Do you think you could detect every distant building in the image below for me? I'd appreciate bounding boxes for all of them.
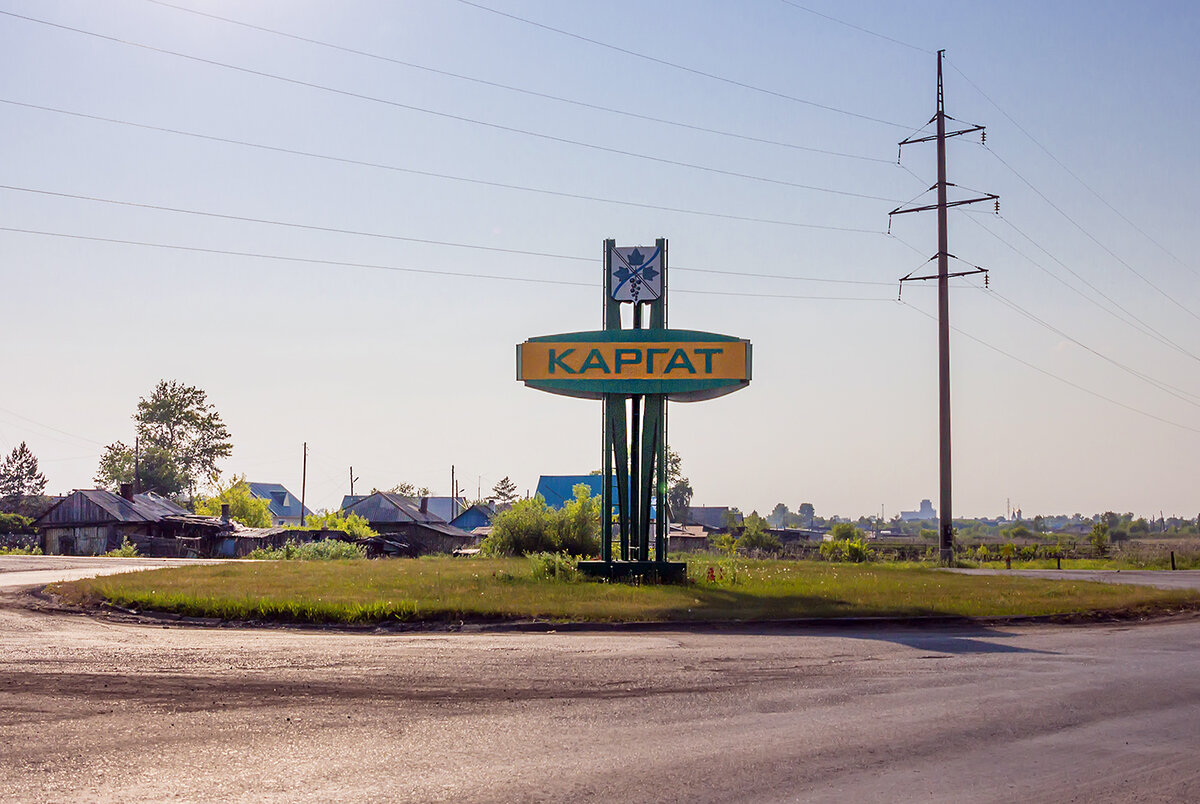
[247,482,313,527]
[34,485,227,556]
[340,491,474,555]
[534,475,657,518]
[685,506,742,532]
[899,499,936,522]
[340,495,465,522]
[450,503,495,532]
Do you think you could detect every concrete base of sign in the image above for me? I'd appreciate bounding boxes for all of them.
[578,560,687,584]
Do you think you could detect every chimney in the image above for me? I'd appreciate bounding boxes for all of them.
[120,483,135,502]
[220,504,231,524]
[419,497,428,515]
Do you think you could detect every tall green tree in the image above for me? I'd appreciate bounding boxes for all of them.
[491,476,519,504]
[94,380,232,498]
[94,441,188,497]
[0,442,48,514]
[665,446,692,520]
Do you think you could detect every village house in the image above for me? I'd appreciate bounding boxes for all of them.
[34,484,229,556]
[247,482,312,527]
[340,491,475,555]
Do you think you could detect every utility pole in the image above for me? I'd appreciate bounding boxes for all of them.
[300,442,308,527]
[890,50,997,565]
[349,466,358,497]
[451,464,457,520]
[133,436,140,494]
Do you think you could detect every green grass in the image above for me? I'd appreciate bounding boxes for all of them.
[49,556,1200,625]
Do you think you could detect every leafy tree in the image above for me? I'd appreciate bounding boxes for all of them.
[193,475,272,527]
[829,522,864,541]
[797,502,815,528]
[95,380,232,498]
[1008,524,1033,540]
[767,503,790,528]
[94,441,188,497]
[664,447,692,521]
[289,510,377,540]
[383,481,432,497]
[1032,515,1045,533]
[0,512,35,534]
[491,476,519,504]
[737,513,782,554]
[1089,522,1110,557]
[0,442,47,513]
[668,478,693,521]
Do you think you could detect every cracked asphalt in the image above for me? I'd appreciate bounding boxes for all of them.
[2,556,1198,802]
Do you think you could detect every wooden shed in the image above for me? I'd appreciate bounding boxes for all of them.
[35,486,229,556]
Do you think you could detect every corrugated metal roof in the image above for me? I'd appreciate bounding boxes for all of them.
[248,482,313,520]
[36,489,201,526]
[341,492,446,524]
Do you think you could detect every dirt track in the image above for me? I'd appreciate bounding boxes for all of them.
[2,556,1199,802]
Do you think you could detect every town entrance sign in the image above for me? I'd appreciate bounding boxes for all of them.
[517,239,752,580]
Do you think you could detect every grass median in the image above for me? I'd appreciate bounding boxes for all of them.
[49,556,1200,626]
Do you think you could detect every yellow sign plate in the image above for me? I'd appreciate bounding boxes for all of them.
[520,340,747,381]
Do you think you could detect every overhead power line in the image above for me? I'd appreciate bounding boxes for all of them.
[0,225,895,303]
[0,183,893,287]
[981,214,1200,365]
[453,0,914,131]
[984,145,1200,325]
[973,282,1200,409]
[0,11,901,204]
[901,301,1200,436]
[144,0,893,165]
[946,56,1200,280]
[776,0,932,54]
[0,99,884,235]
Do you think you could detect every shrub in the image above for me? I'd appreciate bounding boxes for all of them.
[104,538,140,557]
[820,536,873,563]
[289,510,378,540]
[974,544,991,562]
[0,545,42,555]
[709,532,738,556]
[737,513,781,554]
[1019,545,1038,561]
[527,552,580,582]
[0,512,35,534]
[245,539,365,560]
[481,485,600,557]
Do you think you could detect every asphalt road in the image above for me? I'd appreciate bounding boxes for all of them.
[2,556,1199,803]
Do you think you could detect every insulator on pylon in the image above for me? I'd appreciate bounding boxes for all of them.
[981,130,986,144]
[984,273,990,288]
[994,199,1000,213]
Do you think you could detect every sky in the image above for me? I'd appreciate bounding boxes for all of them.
[2,0,1198,521]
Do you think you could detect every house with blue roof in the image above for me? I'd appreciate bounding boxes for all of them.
[248,482,313,527]
[450,503,496,532]
[534,475,656,518]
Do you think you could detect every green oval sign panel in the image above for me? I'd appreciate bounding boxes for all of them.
[517,329,751,401]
